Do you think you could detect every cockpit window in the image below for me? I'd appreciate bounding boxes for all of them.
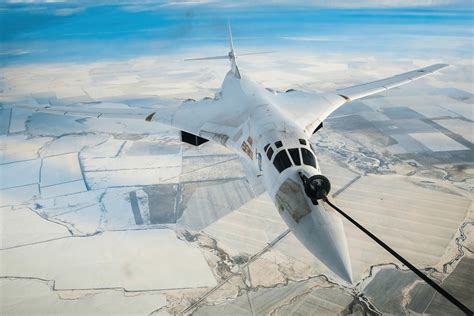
[266,147,274,160]
[299,139,306,145]
[288,148,301,166]
[273,150,292,173]
[301,148,317,168]
[264,144,270,152]
[275,141,283,148]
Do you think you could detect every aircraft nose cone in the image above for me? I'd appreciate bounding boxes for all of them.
[275,178,353,284]
[297,204,353,284]
[317,224,353,284]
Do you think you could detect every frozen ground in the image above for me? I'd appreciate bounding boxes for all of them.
[0,53,473,315]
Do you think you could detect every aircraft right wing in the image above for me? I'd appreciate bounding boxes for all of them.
[14,104,159,121]
[13,91,250,148]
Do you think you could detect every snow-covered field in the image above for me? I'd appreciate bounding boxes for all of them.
[0,52,472,315]
[1,229,216,290]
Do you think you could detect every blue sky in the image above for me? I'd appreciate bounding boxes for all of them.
[1,1,473,65]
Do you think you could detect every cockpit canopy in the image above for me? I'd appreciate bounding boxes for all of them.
[264,139,318,173]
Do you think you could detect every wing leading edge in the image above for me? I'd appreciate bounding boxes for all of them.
[14,104,159,121]
[14,63,449,140]
[336,63,448,102]
[14,96,246,147]
[272,63,448,134]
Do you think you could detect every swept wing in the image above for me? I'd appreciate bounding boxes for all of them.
[272,63,448,134]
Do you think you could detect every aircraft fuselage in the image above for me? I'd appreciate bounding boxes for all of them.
[219,72,354,283]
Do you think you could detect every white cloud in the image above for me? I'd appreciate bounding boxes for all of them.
[296,0,467,8]
[0,49,31,56]
[3,0,470,8]
[6,0,68,3]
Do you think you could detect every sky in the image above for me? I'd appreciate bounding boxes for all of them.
[0,0,473,65]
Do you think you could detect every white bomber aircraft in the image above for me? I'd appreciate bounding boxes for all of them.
[17,25,448,283]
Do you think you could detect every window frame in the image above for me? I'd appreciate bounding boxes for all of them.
[301,147,317,168]
[288,148,301,166]
[273,149,293,173]
[266,146,274,160]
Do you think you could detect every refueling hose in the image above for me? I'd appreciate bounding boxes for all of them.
[323,196,473,316]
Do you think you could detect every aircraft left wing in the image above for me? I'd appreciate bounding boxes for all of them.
[336,63,448,102]
[272,63,448,134]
